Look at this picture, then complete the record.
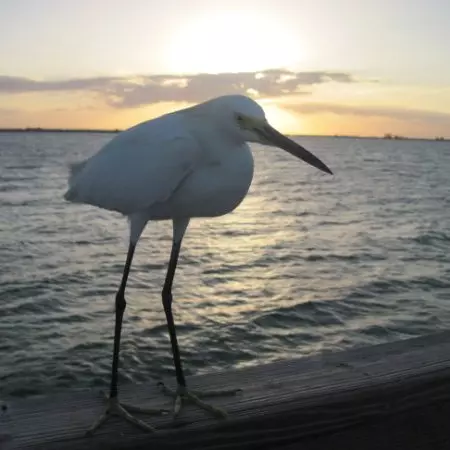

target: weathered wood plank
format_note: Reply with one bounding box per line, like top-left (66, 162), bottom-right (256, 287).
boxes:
top-left (2, 331), bottom-right (450, 449)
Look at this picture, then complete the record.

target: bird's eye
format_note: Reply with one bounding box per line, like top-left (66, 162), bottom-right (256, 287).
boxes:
top-left (236, 114), bottom-right (245, 125)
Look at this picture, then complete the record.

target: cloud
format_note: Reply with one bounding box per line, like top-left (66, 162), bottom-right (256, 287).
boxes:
top-left (0, 75), bottom-right (120, 93)
top-left (0, 69), bottom-right (356, 107)
top-left (284, 102), bottom-right (450, 124)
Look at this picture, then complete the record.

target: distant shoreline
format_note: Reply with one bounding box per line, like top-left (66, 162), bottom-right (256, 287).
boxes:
top-left (0, 128), bottom-right (120, 133)
top-left (0, 128), bottom-right (447, 141)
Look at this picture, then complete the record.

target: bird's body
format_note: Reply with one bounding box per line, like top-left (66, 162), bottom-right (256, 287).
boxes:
top-left (65, 97), bottom-right (255, 230)
top-left (64, 95), bottom-right (332, 434)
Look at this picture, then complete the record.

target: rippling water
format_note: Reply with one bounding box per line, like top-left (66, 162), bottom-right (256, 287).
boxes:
top-left (1, 132), bottom-right (450, 398)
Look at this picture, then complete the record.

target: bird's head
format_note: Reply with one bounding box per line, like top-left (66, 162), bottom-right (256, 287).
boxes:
top-left (209, 95), bottom-right (333, 175)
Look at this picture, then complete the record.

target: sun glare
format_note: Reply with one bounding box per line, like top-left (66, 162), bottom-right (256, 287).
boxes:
top-left (166, 11), bottom-right (303, 74)
top-left (261, 101), bottom-right (303, 134)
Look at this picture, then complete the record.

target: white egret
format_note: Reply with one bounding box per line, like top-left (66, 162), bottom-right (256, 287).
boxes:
top-left (64, 94), bottom-right (332, 434)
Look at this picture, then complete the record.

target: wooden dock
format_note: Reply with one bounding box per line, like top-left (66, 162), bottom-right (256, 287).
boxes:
top-left (2, 330), bottom-right (450, 449)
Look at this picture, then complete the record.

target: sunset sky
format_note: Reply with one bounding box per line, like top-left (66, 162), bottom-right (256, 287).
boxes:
top-left (1, 0), bottom-right (450, 137)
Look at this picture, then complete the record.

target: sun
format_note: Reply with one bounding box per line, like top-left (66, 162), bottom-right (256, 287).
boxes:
top-left (166, 11), bottom-right (303, 74)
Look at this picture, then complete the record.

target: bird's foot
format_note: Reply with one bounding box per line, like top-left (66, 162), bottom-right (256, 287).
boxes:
top-left (86, 393), bottom-right (168, 436)
top-left (158, 382), bottom-right (241, 419)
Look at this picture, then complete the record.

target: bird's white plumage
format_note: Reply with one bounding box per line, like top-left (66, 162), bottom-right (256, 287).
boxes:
top-left (64, 94), bottom-right (333, 246)
top-left (64, 95), bottom-right (263, 224)
top-left (65, 114), bottom-right (201, 215)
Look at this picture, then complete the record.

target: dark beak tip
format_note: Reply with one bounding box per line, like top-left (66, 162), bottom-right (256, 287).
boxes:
top-left (315, 161), bottom-right (333, 175)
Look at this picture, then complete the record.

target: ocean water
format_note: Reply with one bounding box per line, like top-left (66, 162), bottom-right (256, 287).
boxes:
top-left (1, 132), bottom-right (450, 399)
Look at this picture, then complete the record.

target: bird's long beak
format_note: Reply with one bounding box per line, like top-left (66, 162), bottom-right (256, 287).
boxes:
top-left (256, 123), bottom-right (333, 175)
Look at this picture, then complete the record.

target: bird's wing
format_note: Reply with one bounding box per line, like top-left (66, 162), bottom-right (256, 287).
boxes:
top-left (64, 118), bottom-right (202, 215)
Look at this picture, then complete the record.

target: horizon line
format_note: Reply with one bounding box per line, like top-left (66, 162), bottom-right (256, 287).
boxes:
top-left (0, 127), bottom-right (448, 142)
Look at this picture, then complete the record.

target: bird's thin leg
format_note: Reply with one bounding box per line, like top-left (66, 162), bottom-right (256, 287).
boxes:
top-left (159, 222), bottom-right (240, 420)
top-left (87, 241), bottom-right (165, 436)
top-left (162, 239), bottom-right (186, 388)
